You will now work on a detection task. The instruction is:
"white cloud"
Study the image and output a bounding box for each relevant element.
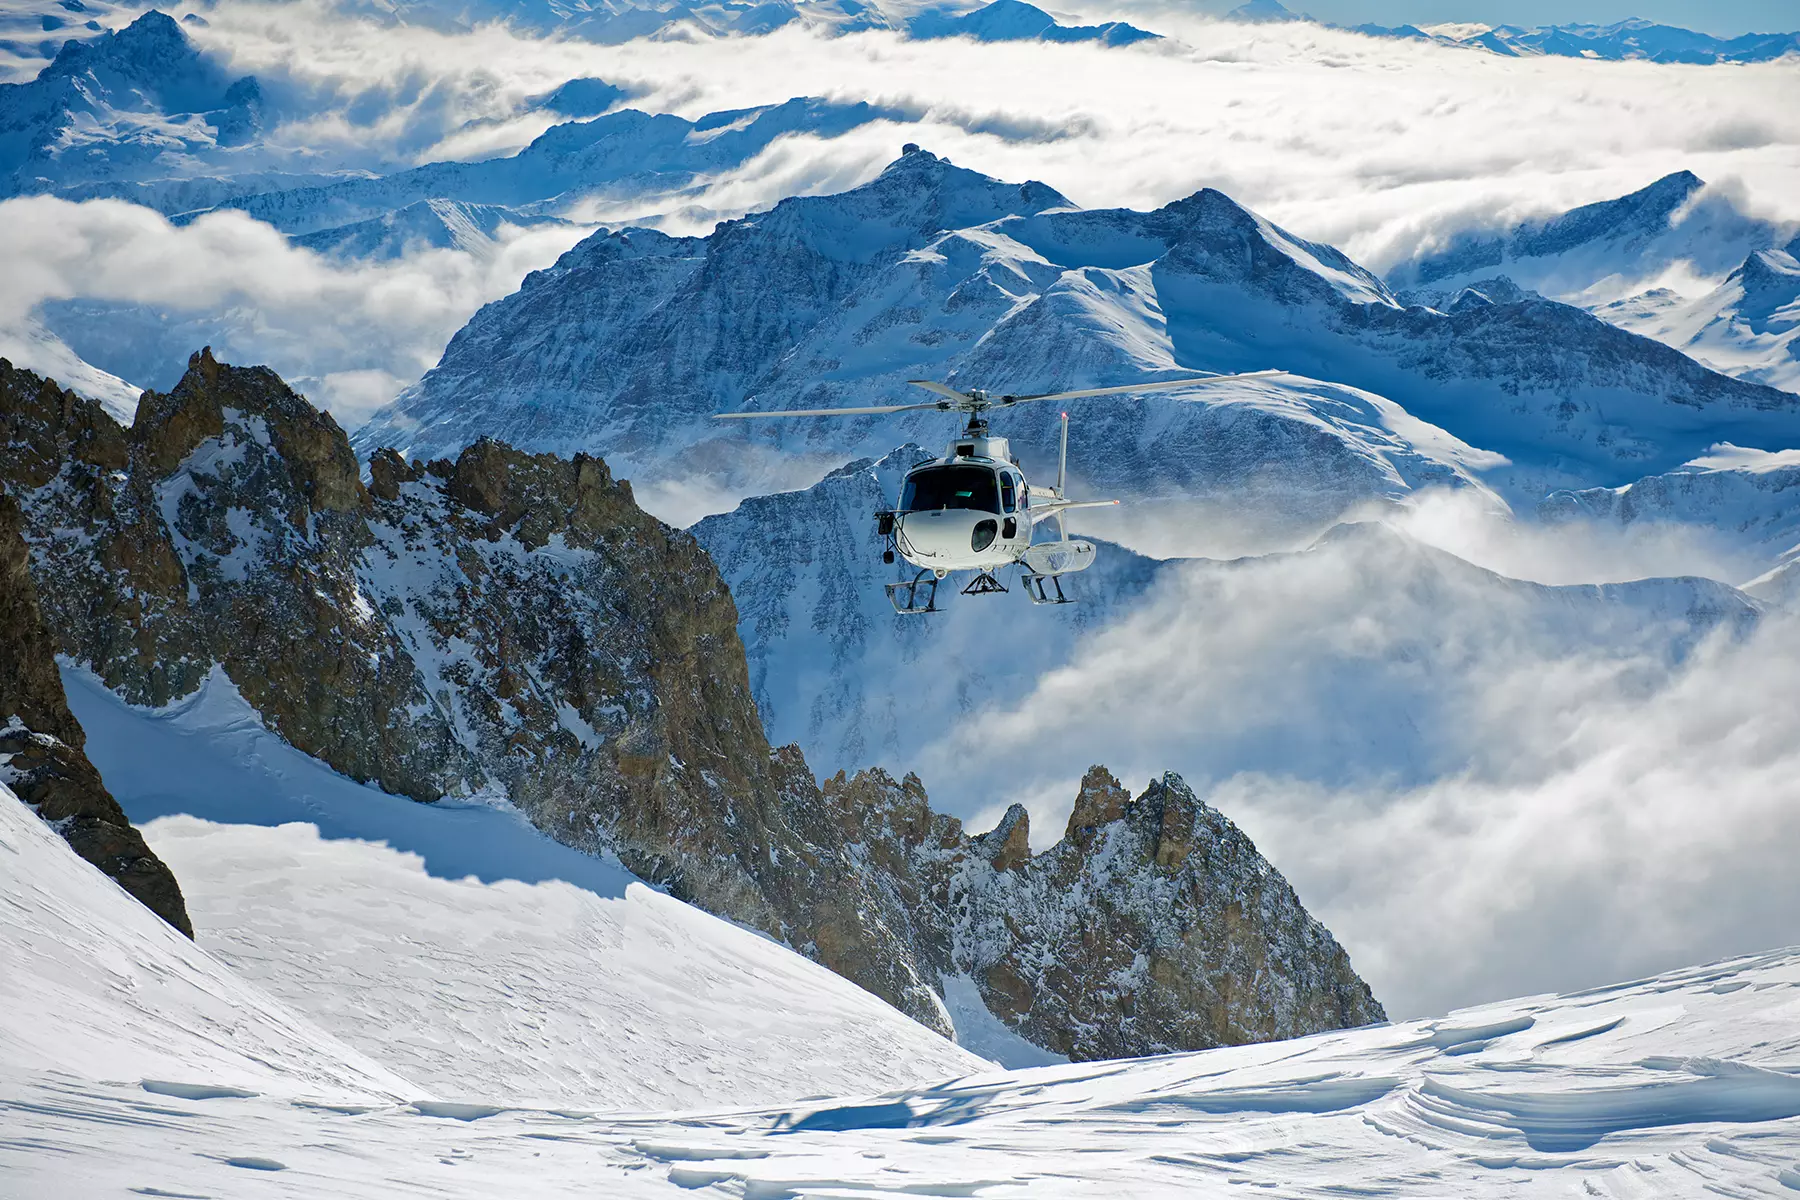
[0,196,589,422]
[911,522,1795,1020]
[184,2,1800,268]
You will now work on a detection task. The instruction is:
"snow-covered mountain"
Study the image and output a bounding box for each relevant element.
[1595,241,1800,396]
[291,198,574,260]
[362,0,1159,45]
[361,149,1800,520]
[191,95,903,236]
[1389,175,1800,396]
[1242,2,1800,63]
[906,0,1156,44]
[0,10,265,197]
[1542,443,1800,584]
[1388,171,1789,307]
[6,821,1798,1198]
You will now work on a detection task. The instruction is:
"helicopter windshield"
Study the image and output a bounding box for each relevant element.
[901,465,1000,514]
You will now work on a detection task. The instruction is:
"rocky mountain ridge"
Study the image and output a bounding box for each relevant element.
[0,349,1385,1061]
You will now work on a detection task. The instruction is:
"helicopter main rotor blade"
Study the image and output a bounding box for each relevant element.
[714,401,947,419]
[906,380,976,404]
[998,370,1285,406]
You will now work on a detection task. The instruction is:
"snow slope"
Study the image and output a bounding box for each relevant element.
[0,782,417,1105]
[7,916,1800,1196]
[1596,243,1800,396]
[60,664,991,1109]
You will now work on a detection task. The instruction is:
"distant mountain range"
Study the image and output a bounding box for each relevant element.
[1228,0,1799,63]
[1384,171,1800,397]
[357,147,1800,519]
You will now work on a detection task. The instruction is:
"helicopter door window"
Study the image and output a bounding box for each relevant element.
[900,466,1000,513]
[1000,474,1016,513]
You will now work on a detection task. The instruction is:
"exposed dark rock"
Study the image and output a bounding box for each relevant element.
[792,764,1385,1060]
[0,489,192,937]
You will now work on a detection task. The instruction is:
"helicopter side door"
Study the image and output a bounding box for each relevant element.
[999,469,1031,549]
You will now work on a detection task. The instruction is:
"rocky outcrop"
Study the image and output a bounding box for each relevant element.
[791,765,1383,1059]
[2,351,1383,1058]
[0,492,192,937]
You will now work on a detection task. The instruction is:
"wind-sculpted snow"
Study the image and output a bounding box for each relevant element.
[367,150,1800,522]
[5,912,1799,1196]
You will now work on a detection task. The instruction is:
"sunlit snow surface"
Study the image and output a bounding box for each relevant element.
[56,665,989,1109]
[7,787,1799,1200]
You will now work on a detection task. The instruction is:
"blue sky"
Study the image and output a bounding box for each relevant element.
[1268,0,1800,36]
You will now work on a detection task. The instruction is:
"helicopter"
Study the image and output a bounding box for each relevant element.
[716,371,1281,614]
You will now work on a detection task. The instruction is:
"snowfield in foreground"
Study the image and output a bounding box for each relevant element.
[5,771,1799,1198]
[7,706,1800,1198]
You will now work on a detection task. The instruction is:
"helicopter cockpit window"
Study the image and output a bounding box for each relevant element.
[1000,474,1016,513]
[901,466,1000,514]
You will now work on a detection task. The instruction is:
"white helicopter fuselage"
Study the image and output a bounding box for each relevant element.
[891,436,1037,574]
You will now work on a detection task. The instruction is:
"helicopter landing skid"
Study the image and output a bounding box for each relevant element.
[886,570,940,615]
[961,571,1008,597]
[1019,571,1073,606]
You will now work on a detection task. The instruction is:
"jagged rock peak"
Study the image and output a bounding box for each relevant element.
[956,768,1386,1058]
[977,802,1031,872]
[1064,763,1130,844]
[134,347,365,515]
[443,436,638,550]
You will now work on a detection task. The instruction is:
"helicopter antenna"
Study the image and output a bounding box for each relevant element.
[1056,411,1069,497]
[1056,411,1070,543]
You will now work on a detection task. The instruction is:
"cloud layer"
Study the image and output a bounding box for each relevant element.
[187,1,1800,265]
[0,196,588,421]
[911,521,1794,1019]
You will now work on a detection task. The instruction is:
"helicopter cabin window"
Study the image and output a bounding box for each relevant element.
[902,465,1000,513]
[999,473,1016,513]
